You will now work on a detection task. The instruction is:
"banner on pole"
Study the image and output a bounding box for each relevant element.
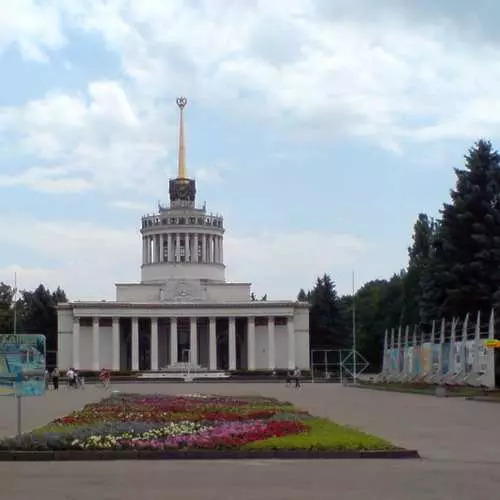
[0,334,46,396]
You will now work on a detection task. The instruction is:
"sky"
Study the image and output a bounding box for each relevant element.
[0,0,500,301]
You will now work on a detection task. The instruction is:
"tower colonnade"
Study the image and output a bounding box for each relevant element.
[142,232,224,265]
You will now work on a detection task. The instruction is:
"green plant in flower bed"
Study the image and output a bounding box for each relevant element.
[0,393,395,452]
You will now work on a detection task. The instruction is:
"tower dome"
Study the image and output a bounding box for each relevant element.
[140,97,225,283]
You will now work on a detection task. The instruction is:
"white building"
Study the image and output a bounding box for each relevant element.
[57,97,310,373]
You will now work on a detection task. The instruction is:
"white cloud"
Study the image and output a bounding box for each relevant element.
[56,0,500,146]
[110,200,150,211]
[0,80,174,195]
[0,166,92,193]
[0,0,65,62]
[0,215,369,300]
[1,0,500,199]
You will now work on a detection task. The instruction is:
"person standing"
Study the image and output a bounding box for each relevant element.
[66,368,75,388]
[44,369,50,390]
[51,367,60,391]
[293,368,302,390]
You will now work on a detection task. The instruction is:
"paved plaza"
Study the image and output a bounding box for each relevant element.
[1,383,500,500]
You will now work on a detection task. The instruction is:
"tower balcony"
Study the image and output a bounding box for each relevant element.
[141,213,224,232]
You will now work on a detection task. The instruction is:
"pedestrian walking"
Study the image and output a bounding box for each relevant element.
[51,367,60,391]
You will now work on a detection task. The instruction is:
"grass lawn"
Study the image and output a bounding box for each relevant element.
[0,393,396,453]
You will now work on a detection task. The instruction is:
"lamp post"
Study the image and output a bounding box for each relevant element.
[352,271,357,384]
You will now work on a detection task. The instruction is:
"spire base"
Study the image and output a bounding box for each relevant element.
[169,178,196,208]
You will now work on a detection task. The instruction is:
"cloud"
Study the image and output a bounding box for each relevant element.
[0,166,92,193]
[0,80,174,194]
[110,200,150,211]
[0,0,66,62]
[0,214,368,300]
[1,0,500,201]
[55,0,500,147]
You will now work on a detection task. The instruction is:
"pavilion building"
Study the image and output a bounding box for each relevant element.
[57,98,310,373]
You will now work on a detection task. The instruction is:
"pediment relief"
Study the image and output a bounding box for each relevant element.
[159,280,208,302]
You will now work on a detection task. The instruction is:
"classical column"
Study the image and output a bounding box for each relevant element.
[247,316,256,371]
[213,236,218,264]
[131,317,139,371]
[142,237,147,265]
[228,316,236,370]
[167,234,173,262]
[72,317,80,370]
[219,235,224,264]
[202,234,207,263]
[160,234,164,263]
[185,233,190,262]
[194,233,199,263]
[112,317,120,371]
[92,317,100,371]
[287,316,296,370]
[209,317,217,370]
[153,234,160,264]
[151,318,159,370]
[170,317,178,365]
[190,317,198,365]
[267,316,275,370]
[175,233,181,262]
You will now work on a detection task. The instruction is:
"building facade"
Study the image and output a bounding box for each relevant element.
[57,97,310,372]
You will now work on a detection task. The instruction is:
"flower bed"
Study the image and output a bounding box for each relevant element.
[0,393,411,457]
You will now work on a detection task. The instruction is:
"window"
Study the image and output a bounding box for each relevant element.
[179,217,186,225]
[189,217,196,224]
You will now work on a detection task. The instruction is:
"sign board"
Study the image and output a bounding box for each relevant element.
[0,334,46,396]
[484,339,500,349]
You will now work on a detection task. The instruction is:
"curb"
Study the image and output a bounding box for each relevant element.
[0,449,420,461]
[466,396,500,404]
[351,385,470,398]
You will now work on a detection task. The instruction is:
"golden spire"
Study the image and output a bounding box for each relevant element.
[176,96,187,180]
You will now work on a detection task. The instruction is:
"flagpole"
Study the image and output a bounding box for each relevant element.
[13,272,17,336]
[352,271,357,384]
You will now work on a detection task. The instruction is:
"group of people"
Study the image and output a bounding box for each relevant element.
[43,367,83,390]
[42,368,112,391]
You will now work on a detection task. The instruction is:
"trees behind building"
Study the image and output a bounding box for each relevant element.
[299,139,500,371]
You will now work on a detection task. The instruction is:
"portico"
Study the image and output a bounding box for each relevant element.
[56,97,310,373]
[63,310,305,372]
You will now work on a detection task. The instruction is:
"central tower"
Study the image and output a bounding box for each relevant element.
[140,97,226,283]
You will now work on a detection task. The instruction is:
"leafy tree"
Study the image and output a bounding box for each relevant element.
[20,284,68,352]
[309,274,345,348]
[0,282,14,334]
[422,139,500,319]
[353,274,405,369]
